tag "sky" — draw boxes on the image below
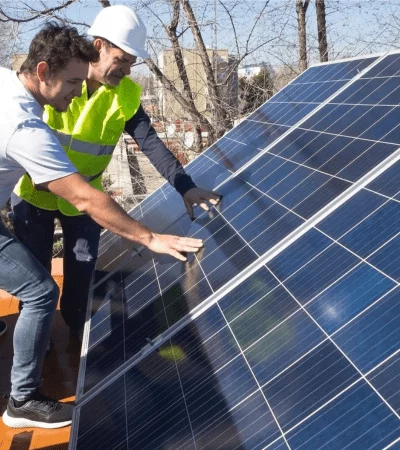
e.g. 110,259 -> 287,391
4,0 -> 400,72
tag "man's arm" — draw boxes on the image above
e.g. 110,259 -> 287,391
9,122 -> 201,260
41,173 -> 202,261
125,105 -> 220,219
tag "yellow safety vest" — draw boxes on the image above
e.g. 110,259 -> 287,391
14,77 -> 141,216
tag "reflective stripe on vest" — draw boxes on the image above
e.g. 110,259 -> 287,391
54,131 -> 115,156
14,77 -> 142,216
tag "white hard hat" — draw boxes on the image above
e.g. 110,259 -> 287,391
88,5 -> 150,59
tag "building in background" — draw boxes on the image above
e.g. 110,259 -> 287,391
157,48 -> 238,120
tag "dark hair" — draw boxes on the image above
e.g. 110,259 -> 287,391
94,36 -> 119,51
20,22 -> 98,76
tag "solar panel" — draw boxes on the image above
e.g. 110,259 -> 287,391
70,52 -> 400,449
95,56 -> 377,280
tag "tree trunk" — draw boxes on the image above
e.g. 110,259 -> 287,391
181,0 -> 231,137
295,0 -> 310,72
145,58 -> 216,144
316,0 -> 328,62
166,0 -> 203,152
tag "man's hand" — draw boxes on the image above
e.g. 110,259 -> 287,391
147,233 -> 203,261
183,187 -> 221,219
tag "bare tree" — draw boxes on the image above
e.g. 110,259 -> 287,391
137,0 -> 275,150
316,0 -> 328,62
296,0 -> 310,72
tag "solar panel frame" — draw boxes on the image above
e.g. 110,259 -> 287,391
70,51 -> 400,449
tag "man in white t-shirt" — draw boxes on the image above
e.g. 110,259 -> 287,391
0,22 -> 203,429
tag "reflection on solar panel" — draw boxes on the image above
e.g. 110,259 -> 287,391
70,53 -> 400,449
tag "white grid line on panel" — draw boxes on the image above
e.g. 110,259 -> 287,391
261,378 -> 363,449
212,53 -> 393,191
216,303 -> 292,449
382,437 -> 400,450
264,266 -> 400,420
152,257 -> 199,450
319,410 -> 394,450
366,348 -> 400,379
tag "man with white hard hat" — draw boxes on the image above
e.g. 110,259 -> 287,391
12,5 -> 221,336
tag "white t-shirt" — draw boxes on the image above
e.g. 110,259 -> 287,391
0,68 -> 77,209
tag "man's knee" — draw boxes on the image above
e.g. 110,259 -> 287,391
22,276 -> 60,311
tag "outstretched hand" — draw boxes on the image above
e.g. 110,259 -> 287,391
147,233 -> 203,261
183,187 -> 221,219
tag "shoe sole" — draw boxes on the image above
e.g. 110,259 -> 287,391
2,410 -> 72,429
0,322 -> 7,337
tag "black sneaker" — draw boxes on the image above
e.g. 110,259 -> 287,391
2,391 -> 73,429
0,319 -> 7,337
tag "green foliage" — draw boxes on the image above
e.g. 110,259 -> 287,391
52,236 -> 64,258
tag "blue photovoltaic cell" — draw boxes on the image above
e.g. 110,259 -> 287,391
339,200 -> 400,258
368,234 -> 400,282
317,189 -> 387,239
244,309 -> 326,385
368,352 -> 400,415
72,53 -> 400,449
263,340 -> 359,431
367,159 -> 400,199
286,382 -> 400,449
333,287 -> 400,373
305,264 -> 396,334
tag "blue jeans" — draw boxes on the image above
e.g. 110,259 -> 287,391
0,219 -> 59,400
12,195 -> 101,331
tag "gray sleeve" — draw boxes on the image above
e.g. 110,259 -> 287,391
7,120 -> 77,184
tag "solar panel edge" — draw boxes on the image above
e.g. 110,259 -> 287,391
309,51 -> 384,68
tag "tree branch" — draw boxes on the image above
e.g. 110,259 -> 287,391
0,0 -> 77,23
145,58 -> 216,143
